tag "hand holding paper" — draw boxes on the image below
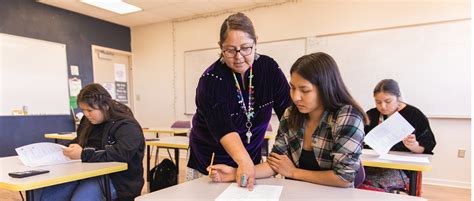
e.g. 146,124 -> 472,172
63,144 -> 83,160
402,134 -> 420,150
364,112 -> 414,155
15,142 -> 80,167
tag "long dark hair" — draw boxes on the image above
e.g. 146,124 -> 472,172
76,83 -> 136,146
373,79 -> 401,97
287,52 -> 368,131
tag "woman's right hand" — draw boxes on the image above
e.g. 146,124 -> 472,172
235,160 -> 256,191
207,164 -> 236,182
63,144 -> 83,160
218,132 -> 256,190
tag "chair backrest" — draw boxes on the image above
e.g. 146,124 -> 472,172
354,163 -> 366,188
170,120 -> 191,128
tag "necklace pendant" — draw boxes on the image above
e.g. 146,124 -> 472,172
248,111 -> 255,118
246,131 -> 252,144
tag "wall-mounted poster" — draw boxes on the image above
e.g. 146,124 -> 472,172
115,81 -> 128,104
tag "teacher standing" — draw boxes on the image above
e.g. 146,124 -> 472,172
186,12 -> 291,190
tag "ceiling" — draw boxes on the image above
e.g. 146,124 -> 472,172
38,0 -> 288,27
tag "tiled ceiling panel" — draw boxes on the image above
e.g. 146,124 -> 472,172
38,0 -> 286,27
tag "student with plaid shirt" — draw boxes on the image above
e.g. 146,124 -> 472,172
208,52 -> 367,188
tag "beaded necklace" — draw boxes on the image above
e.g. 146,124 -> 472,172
232,65 -> 254,144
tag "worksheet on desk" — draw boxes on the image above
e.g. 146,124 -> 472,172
15,142 -> 80,167
379,153 -> 430,164
364,112 -> 415,155
215,183 -> 283,201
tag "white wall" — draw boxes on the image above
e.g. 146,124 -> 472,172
132,22 -> 175,127
131,0 -> 471,187
423,118 -> 471,187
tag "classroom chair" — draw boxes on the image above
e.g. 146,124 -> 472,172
171,120 -> 191,136
398,172 -> 423,196
413,172 -> 423,196
389,172 -> 423,196
358,170 -> 422,196
354,163 -> 366,188
154,120 -> 191,165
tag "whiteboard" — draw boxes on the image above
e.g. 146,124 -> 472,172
0,33 -> 69,115
307,20 -> 470,117
184,48 -> 221,114
184,38 -> 306,114
257,38 -> 307,81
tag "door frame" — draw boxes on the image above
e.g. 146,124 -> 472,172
91,45 -> 134,111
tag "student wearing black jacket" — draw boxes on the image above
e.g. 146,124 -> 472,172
34,83 -> 144,201
362,79 -> 436,193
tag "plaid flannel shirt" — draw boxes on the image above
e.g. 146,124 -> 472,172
271,105 -> 365,182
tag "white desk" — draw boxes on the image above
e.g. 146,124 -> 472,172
361,149 -> 432,196
136,177 -> 426,201
143,127 -> 189,137
44,132 -> 77,143
0,156 -> 127,201
44,128 -> 189,144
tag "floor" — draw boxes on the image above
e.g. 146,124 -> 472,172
0,153 -> 470,201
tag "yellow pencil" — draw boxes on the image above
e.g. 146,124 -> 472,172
210,152 -> 215,166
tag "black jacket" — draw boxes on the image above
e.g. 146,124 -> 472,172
72,117 -> 145,201
364,104 -> 436,154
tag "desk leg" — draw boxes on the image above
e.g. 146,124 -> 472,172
409,171 -> 418,196
175,148 -> 180,182
104,175 -> 111,201
147,145 -> 151,192
26,190 -> 34,201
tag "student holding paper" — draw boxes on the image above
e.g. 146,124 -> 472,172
34,83 -> 145,201
186,12 -> 291,190
208,52 -> 367,188
362,79 -> 436,192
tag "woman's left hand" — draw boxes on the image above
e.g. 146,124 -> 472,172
267,152 -> 296,178
402,134 -> 419,151
63,144 -> 83,160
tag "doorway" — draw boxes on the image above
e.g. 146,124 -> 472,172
91,45 -> 134,110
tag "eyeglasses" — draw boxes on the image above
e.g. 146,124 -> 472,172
222,45 -> 254,58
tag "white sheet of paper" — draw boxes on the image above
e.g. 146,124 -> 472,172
215,183 -> 283,201
379,153 -> 430,164
70,65 -> 79,76
101,82 -> 116,99
114,63 -> 127,82
68,78 -> 82,97
15,142 -> 80,167
364,112 -> 415,155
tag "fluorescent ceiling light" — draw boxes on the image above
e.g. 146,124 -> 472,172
81,0 -> 142,15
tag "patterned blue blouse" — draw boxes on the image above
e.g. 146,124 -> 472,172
187,55 -> 291,174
